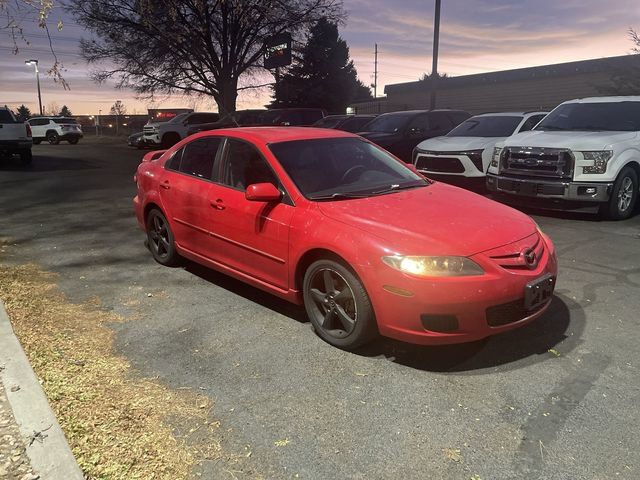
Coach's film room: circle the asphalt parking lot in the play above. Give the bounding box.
[1,139,640,480]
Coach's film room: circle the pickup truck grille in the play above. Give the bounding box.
[143,126,156,134]
[501,147,573,178]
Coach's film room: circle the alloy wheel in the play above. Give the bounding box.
[618,176,634,213]
[149,214,171,259]
[307,268,358,338]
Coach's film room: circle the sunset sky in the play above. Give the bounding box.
[2,0,639,115]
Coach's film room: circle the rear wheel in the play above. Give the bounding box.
[19,149,32,166]
[600,167,638,220]
[47,132,60,145]
[146,209,180,266]
[68,138,79,145]
[303,259,377,350]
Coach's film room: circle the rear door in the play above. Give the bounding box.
[207,138,295,290]
[158,137,223,255]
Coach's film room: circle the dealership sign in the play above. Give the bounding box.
[264,33,292,69]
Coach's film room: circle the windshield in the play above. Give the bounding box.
[269,137,427,199]
[447,115,522,137]
[361,113,412,133]
[536,102,640,132]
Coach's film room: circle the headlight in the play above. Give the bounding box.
[490,147,503,168]
[581,151,612,174]
[382,255,484,277]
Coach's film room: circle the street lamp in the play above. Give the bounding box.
[25,59,43,115]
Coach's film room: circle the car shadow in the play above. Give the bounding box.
[354,293,583,374]
[182,257,583,373]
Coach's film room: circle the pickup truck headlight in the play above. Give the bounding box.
[581,151,612,174]
[382,255,484,277]
[490,147,503,168]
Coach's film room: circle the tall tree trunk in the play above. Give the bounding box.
[215,78,238,115]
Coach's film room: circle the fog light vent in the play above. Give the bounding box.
[420,314,459,332]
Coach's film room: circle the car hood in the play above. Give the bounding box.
[504,130,638,150]
[417,136,502,152]
[357,132,401,144]
[317,182,536,256]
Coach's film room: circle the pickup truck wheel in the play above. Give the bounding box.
[600,166,638,220]
[161,133,180,149]
[47,132,60,145]
[19,150,33,166]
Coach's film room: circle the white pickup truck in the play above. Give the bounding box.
[142,112,220,148]
[0,106,32,165]
[487,96,640,220]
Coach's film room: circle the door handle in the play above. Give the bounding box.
[210,199,225,210]
[160,181,170,190]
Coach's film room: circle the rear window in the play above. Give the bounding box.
[0,110,16,123]
[53,118,79,124]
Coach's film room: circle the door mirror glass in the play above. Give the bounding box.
[245,183,282,202]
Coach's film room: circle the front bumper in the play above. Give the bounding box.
[486,174,612,202]
[415,152,484,178]
[362,233,558,346]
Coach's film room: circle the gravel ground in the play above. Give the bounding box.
[0,380,39,480]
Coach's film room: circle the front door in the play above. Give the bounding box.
[208,138,294,290]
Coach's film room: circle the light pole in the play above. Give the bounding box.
[97,109,102,136]
[25,59,43,115]
[429,0,441,110]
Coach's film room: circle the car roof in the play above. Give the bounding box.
[562,96,640,104]
[473,111,547,117]
[378,109,468,116]
[196,126,355,144]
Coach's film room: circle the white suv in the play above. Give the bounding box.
[412,111,547,187]
[487,96,640,220]
[27,116,83,145]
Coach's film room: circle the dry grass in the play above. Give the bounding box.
[0,261,221,479]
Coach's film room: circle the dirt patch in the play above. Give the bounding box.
[0,262,220,479]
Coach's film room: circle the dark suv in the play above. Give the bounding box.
[358,109,470,162]
[188,108,327,135]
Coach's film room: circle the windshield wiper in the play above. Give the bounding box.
[369,181,427,195]
[308,192,372,201]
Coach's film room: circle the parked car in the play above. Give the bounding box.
[187,108,327,136]
[0,107,32,165]
[413,111,547,187]
[312,114,378,133]
[27,116,83,145]
[358,109,470,162]
[487,96,640,220]
[134,127,557,350]
[142,111,220,148]
[128,132,147,148]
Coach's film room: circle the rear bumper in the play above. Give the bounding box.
[486,174,612,202]
[59,133,83,140]
[0,139,32,151]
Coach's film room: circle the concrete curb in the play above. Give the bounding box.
[0,301,84,480]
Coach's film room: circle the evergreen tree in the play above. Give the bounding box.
[59,105,73,117]
[271,18,372,113]
[15,104,32,121]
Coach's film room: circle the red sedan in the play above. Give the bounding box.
[134,127,557,350]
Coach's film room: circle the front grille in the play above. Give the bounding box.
[487,233,545,271]
[143,126,156,134]
[416,155,465,173]
[501,147,574,178]
[486,299,544,327]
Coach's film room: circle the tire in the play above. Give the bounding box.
[599,166,638,220]
[33,139,41,145]
[303,259,377,350]
[161,133,180,149]
[19,149,32,166]
[68,138,79,145]
[46,132,60,145]
[146,209,180,266]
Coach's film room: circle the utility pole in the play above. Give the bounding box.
[25,59,43,115]
[373,43,378,98]
[430,0,441,110]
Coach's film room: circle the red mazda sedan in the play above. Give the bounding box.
[134,127,557,350]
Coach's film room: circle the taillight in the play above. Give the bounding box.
[25,123,32,137]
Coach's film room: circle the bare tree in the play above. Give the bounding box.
[1,0,69,88]
[69,0,345,113]
[110,100,126,135]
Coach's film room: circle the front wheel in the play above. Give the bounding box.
[146,209,180,266]
[68,138,79,145]
[600,167,638,220]
[303,259,377,350]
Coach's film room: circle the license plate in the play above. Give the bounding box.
[524,273,555,311]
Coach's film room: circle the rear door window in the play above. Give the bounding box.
[179,137,222,179]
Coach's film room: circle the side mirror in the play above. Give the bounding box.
[245,183,282,202]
